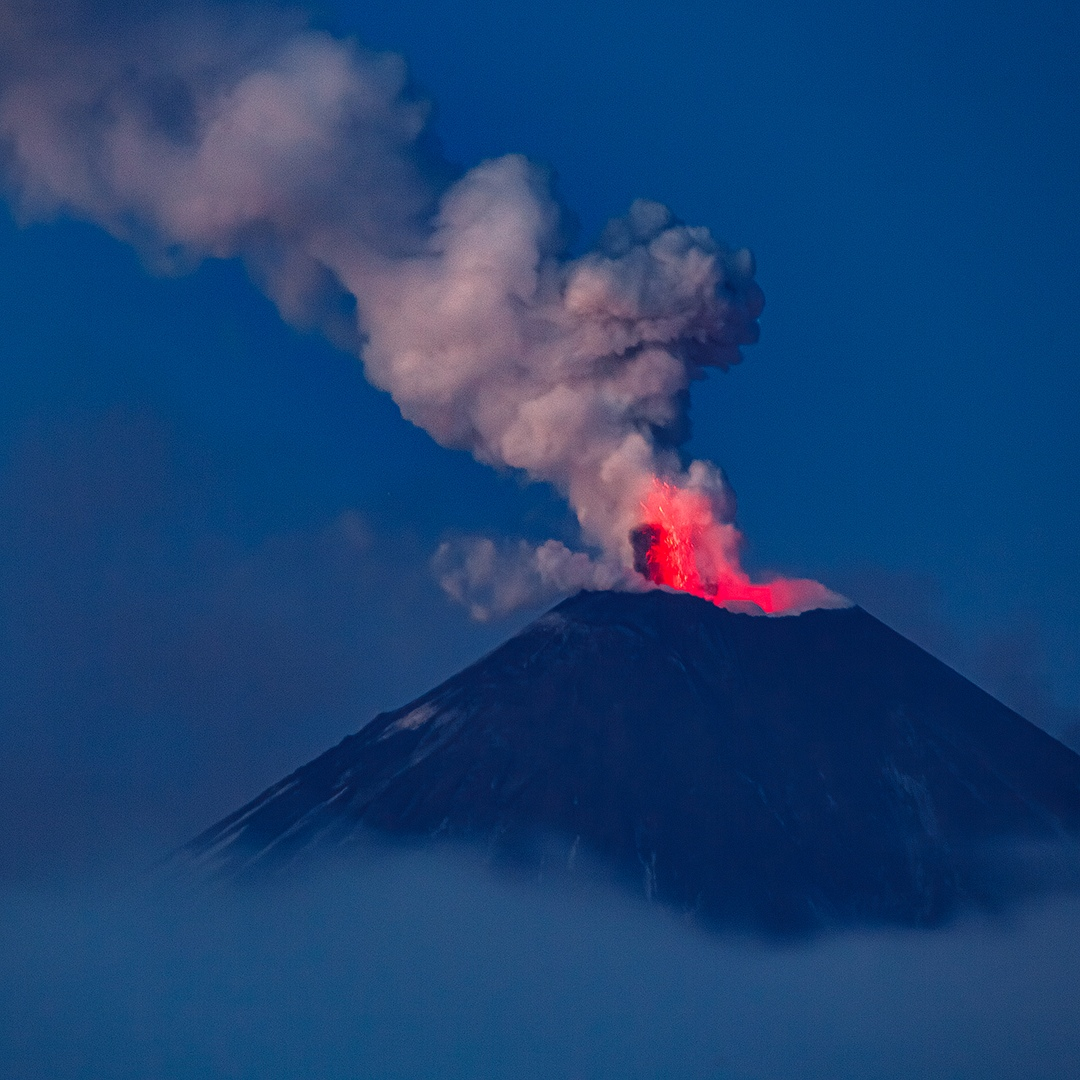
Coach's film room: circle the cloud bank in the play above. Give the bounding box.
[2,852,1080,1079]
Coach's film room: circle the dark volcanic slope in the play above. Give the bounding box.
[184,589,1080,932]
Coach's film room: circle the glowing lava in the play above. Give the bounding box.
[632,480,792,613]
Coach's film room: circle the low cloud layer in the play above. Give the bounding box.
[2,852,1080,1079]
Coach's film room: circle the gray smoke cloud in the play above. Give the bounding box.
[432,536,639,621]
[0,0,839,614]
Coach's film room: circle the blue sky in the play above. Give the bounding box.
[0,0,1077,870]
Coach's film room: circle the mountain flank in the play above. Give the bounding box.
[183,589,1080,933]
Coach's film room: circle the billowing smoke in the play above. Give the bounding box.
[0,0,842,617]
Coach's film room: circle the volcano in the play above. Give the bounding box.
[183,589,1080,933]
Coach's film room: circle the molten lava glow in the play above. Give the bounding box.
[637,481,789,614]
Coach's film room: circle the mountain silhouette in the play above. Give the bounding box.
[182,589,1080,933]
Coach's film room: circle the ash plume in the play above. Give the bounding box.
[0,0,842,615]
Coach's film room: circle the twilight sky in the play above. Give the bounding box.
[0,0,1078,875]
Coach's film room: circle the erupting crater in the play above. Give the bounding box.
[630,480,837,615]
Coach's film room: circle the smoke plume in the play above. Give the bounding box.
[0,0,842,615]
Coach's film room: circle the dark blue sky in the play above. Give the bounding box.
[1,0,1077,871]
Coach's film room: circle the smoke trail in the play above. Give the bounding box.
[0,0,842,615]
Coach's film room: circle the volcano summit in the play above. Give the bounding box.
[184,590,1080,933]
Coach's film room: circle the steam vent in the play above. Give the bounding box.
[183,589,1080,934]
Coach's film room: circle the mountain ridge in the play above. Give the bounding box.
[182,589,1080,933]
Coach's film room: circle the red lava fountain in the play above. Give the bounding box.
[631,480,796,614]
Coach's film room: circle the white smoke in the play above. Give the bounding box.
[433,537,638,622]
[0,0,835,615]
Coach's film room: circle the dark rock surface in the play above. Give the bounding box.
[182,589,1080,932]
